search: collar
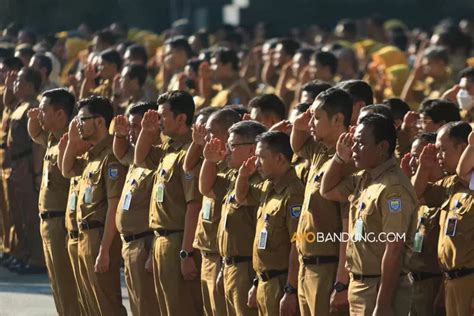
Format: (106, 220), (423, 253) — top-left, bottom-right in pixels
(88, 135), (112, 159)
(272, 167), (297, 194)
(168, 131), (192, 151)
(367, 157), (397, 181)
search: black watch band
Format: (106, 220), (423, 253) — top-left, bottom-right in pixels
(283, 284), (297, 294)
(333, 281), (349, 293)
(179, 250), (194, 259)
(252, 277), (259, 287)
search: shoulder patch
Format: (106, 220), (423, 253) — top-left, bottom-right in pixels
(388, 198), (402, 213)
(108, 165), (119, 180)
(290, 205), (302, 218)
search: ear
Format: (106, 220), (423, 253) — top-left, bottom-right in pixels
(175, 113), (187, 126)
(378, 140), (390, 156)
(332, 112), (344, 127)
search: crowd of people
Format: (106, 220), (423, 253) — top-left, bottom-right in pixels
(0, 14), (473, 316)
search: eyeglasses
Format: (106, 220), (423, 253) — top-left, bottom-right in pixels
(78, 115), (98, 124)
(225, 142), (254, 151)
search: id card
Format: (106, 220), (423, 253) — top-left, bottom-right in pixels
(202, 200), (212, 220)
(68, 192), (77, 211)
(155, 183), (165, 202)
(123, 192), (132, 211)
(258, 228), (268, 249)
(445, 217), (458, 237)
(354, 218), (364, 242)
(413, 232), (424, 253)
(84, 186), (93, 204)
(470, 171), (474, 191)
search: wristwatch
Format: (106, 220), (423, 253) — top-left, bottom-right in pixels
(333, 282), (348, 293)
(283, 284), (297, 295)
(179, 250), (194, 260)
(252, 277), (259, 287)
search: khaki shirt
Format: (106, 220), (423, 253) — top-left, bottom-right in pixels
(409, 205), (442, 274)
(76, 136), (126, 224)
(210, 78), (254, 108)
(90, 79), (112, 99)
(148, 132), (202, 230)
(253, 168), (304, 273)
(425, 175), (474, 270)
(8, 100), (38, 158)
(116, 164), (154, 236)
(193, 162), (228, 253)
(336, 158), (418, 275)
(0, 107), (11, 166)
(217, 170), (263, 257)
(65, 176), (81, 232)
(36, 132), (70, 212)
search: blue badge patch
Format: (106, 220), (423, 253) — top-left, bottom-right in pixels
(388, 198), (402, 213)
(290, 205), (302, 218)
(108, 166), (119, 180)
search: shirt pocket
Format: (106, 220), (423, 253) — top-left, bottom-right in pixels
(158, 152), (179, 183)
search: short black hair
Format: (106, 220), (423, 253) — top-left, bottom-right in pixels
(2, 56), (23, 71)
(157, 90), (195, 127)
(192, 30), (210, 50)
(359, 113), (397, 156)
(96, 30), (117, 47)
(302, 80), (332, 100)
(166, 36), (193, 59)
(77, 96), (114, 128)
(414, 132), (437, 144)
(295, 48), (315, 63)
(128, 101), (158, 117)
(459, 67), (474, 82)
(195, 106), (219, 123)
(224, 104), (248, 119)
(42, 88), (76, 119)
(337, 80), (374, 106)
(294, 103), (311, 115)
(209, 108), (241, 131)
(383, 98), (410, 122)
(100, 48), (123, 71)
(228, 120), (267, 143)
(424, 46), (449, 64)
(22, 67), (42, 92)
(32, 54), (52, 77)
(125, 44), (148, 64)
(124, 63), (147, 87)
(314, 51), (338, 75)
(315, 87), (353, 127)
(440, 121), (472, 145)
(421, 99), (460, 124)
(256, 131), (293, 162)
(214, 47), (239, 71)
(277, 38), (301, 57)
(360, 104), (394, 123)
(248, 94), (286, 121)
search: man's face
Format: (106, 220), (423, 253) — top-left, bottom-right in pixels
(351, 124), (381, 169)
(308, 100), (333, 144)
(435, 130), (465, 175)
(158, 103), (180, 137)
(255, 142), (278, 179)
(128, 114), (142, 145)
(417, 113), (441, 133)
(225, 133), (254, 169)
(291, 53), (306, 78)
(408, 139), (427, 175)
(77, 108), (98, 141)
(13, 69), (29, 97)
(38, 97), (61, 132)
(422, 57), (445, 78)
(210, 57), (227, 82)
(300, 91), (315, 105)
(250, 107), (274, 129)
(459, 77), (474, 97)
(205, 118), (228, 143)
(119, 67), (135, 96)
(272, 44), (287, 68)
(163, 45), (186, 72)
(97, 57), (116, 80)
(28, 57), (43, 77)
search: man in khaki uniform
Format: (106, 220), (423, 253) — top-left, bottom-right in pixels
(200, 120), (267, 316)
(4, 67), (45, 273)
(290, 88), (354, 315)
(27, 88), (80, 315)
(321, 114), (418, 316)
(414, 122), (473, 316)
(62, 96), (127, 315)
(113, 102), (160, 315)
(235, 131), (304, 316)
(184, 108), (241, 316)
(134, 91), (203, 315)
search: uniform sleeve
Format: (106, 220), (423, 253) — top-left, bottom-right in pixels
(30, 130), (49, 147)
(379, 185), (417, 235)
(179, 155), (202, 204)
(244, 177), (264, 206)
(117, 146), (134, 166)
(285, 189), (305, 241)
(214, 172), (231, 202)
(104, 155), (127, 199)
(143, 145), (164, 170)
(335, 173), (359, 201)
(423, 178), (450, 208)
(295, 138), (322, 160)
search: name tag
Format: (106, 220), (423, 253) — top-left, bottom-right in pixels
(202, 200), (212, 220)
(354, 218), (364, 242)
(68, 192), (77, 211)
(84, 186), (93, 204)
(123, 192), (132, 211)
(258, 228), (268, 250)
(155, 183), (165, 203)
(445, 217), (458, 237)
(413, 232), (424, 253)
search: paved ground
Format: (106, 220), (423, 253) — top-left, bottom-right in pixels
(0, 266), (131, 315)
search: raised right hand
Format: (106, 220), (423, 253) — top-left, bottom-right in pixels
(141, 110), (161, 134)
(203, 138), (226, 163)
(27, 108), (41, 120)
(192, 123), (207, 146)
(114, 115), (129, 137)
(336, 132), (354, 163)
(418, 143), (438, 170)
(293, 109), (311, 131)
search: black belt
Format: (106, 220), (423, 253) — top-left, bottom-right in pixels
(153, 229), (184, 237)
(11, 149), (32, 161)
(224, 256), (252, 265)
(68, 230), (79, 239)
(302, 255), (339, 265)
(444, 268), (474, 280)
(410, 271), (442, 282)
(352, 273), (407, 281)
(79, 220), (104, 231)
(39, 211), (65, 220)
(258, 269), (288, 282)
(122, 231), (154, 243)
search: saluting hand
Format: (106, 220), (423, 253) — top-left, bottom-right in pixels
(27, 108), (41, 120)
(468, 131), (474, 146)
(198, 61), (212, 80)
(292, 109), (311, 132)
(400, 152), (413, 177)
(203, 138), (226, 163)
(141, 110), (161, 134)
(5, 71), (17, 90)
(192, 122), (207, 146)
(336, 132), (354, 163)
(239, 155), (258, 178)
(84, 63), (98, 81)
(58, 133), (68, 153)
(114, 115), (129, 137)
(401, 111), (419, 132)
(68, 118), (81, 143)
(418, 143), (438, 170)
(270, 120), (292, 135)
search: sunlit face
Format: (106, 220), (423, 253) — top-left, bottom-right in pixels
(205, 118), (228, 143)
(97, 57), (116, 80)
(308, 100), (333, 145)
(250, 107), (274, 129)
(225, 133), (255, 169)
(128, 114), (142, 145)
(417, 113), (440, 133)
(157, 103), (180, 137)
(351, 124), (382, 169)
(13, 69), (30, 97)
(292, 53), (306, 78)
(38, 97), (62, 132)
(435, 129), (465, 175)
(255, 142), (279, 179)
(77, 108), (99, 141)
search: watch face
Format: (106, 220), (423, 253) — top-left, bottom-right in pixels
(179, 250), (187, 259)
